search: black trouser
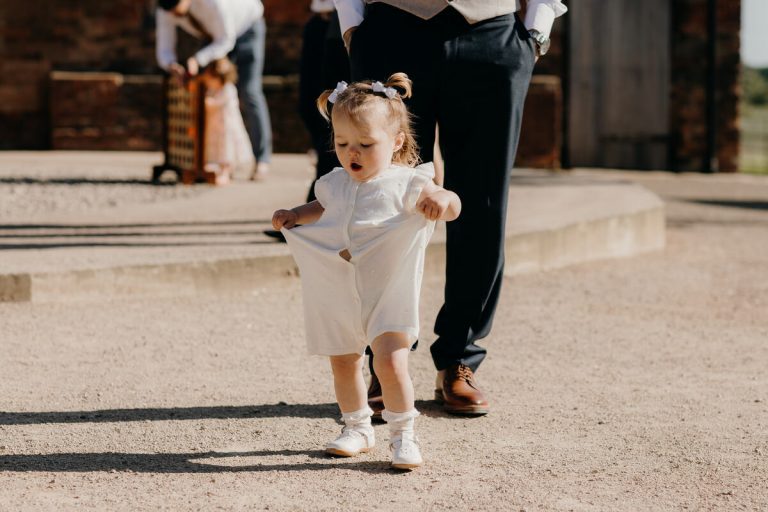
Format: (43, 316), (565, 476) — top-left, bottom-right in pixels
(298, 12), (350, 202)
(350, 4), (535, 372)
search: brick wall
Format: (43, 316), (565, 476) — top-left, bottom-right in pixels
(0, 0), (307, 151)
(670, 0), (741, 172)
(50, 72), (163, 151)
(0, 0), (157, 149)
(0, 1), (742, 172)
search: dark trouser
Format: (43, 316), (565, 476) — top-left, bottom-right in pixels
(229, 19), (272, 164)
(350, 4), (535, 372)
(298, 12), (350, 202)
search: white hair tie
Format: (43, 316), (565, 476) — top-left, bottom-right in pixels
(372, 81), (397, 99)
(328, 81), (348, 103)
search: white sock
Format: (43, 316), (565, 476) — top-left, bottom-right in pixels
(341, 406), (374, 426)
(382, 408), (419, 434)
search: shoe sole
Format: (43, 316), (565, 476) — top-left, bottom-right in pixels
(325, 447), (371, 458)
(434, 389), (490, 416)
(392, 462), (422, 470)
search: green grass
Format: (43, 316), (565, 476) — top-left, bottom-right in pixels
(741, 104), (768, 175)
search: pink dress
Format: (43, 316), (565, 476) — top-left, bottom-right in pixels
(204, 83), (254, 170)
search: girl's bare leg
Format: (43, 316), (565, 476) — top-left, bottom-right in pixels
(329, 353), (367, 413)
(371, 332), (423, 469)
(370, 332), (414, 413)
(326, 353), (375, 457)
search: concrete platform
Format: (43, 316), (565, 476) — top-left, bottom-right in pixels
(0, 152), (665, 302)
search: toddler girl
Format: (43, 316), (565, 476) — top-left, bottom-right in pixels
(200, 58), (255, 184)
(272, 73), (461, 470)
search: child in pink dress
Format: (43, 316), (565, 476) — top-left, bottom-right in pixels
(201, 58), (255, 184)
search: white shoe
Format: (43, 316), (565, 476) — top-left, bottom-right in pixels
(325, 424), (375, 457)
(390, 430), (423, 470)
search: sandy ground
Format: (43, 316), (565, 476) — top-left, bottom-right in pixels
(1, 170), (767, 511)
(0, 152), (207, 220)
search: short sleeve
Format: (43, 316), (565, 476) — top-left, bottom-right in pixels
(314, 167), (345, 208)
(404, 162), (435, 212)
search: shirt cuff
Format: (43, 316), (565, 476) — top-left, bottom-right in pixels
(333, 0), (365, 36)
(524, 0), (568, 39)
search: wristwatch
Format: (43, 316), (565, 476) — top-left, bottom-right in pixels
(528, 29), (551, 57)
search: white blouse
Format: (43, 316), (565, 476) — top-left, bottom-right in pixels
(283, 163), (436, 356)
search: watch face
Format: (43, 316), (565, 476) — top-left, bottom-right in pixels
(540, 38), (551, 55)
(529, 30), (550, 56)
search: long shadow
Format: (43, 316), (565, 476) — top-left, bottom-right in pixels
(0, 449), (393, 474)
(0, 403), (339, 425)
(0, 177), (169, 186)
(0, 240), (275, 250)
(686, 198), (768, 211)
(0, 220), (271, 230)
(0, 401), (461, 426)
(0, 230), (264, 239)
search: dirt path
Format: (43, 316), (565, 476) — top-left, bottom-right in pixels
(1, 172), (766, 511)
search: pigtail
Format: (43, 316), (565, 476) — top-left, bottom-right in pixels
(316, 89), (334, 121)
(384, 73), (419, 167)
(384, 72), (413, 100)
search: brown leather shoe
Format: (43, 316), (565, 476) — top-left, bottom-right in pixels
(434, 364), (489, 416)
(367, 372), (384, 422)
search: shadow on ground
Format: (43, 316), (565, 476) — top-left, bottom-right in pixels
(0, 404), (340, 425)
(687, 198), (768, 211)
(0, 400), (468, 426)
(0, 449), (399, 474)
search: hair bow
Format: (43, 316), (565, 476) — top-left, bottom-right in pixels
(371, 81), (397, 99)
(328, 81), (348, 104)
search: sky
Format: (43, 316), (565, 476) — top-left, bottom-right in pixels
(742, 0), (768, 67)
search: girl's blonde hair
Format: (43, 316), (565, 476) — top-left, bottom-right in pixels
(204, 58), (238, 84)
(317, 72), (420, 167)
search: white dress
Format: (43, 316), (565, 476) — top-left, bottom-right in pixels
(204, 83), (254, 170)
(283, 163), (436, 356)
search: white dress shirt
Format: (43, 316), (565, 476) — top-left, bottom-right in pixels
(156, 0), (265, 70)
(333, 0), (567, 39)
(311, 0), (336, 13)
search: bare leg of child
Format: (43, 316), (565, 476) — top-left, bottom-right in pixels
(371, 332), (423, 469)
(217, 163), (232, 185)
(325, 353), (374, 457)
(329, 354), (367, 413)
(370, 333), (413, 412)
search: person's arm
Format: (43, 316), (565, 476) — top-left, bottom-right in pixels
(416, 181), (461, 222)
(524, 0), (568, 39)
(155, 8), (179, 71)
(272, 201), (326, 230)
(333, 0), (365, 50)
(191, 0), (238, 71)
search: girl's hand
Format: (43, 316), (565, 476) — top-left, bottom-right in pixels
(417, 193), (452, 221)
(415, 182), (461, 221)
(272, 209), (299, 230)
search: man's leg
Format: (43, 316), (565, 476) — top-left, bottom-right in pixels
(303, 13), (349, 202)
(349, 4), (439, 160)
(431, 14), (535, 410)
(232, 19), (272, 166)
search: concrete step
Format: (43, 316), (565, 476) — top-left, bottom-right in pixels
(0, 153), (665, 302)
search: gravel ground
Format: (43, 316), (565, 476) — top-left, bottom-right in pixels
(0, 169), (766, 511)
(0, 152), (206, 221)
